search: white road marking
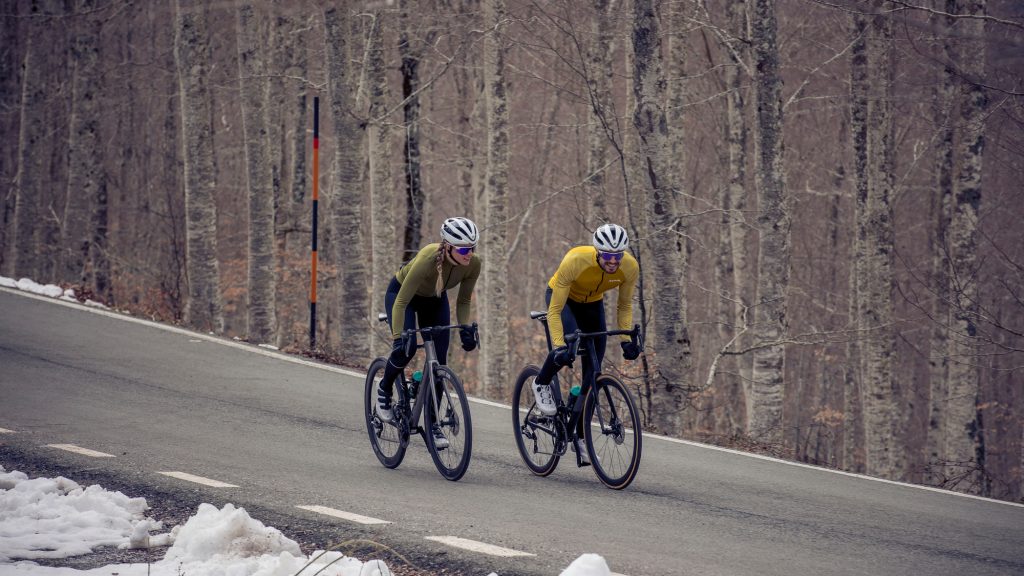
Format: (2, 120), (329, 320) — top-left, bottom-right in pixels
(45, 444), (115, 457)
(8, 286), (1022, 509)
(424, 536), (535, 557)
(158, 471), (238, 488)
(296, 505), (390, 525)
(0, 427), (15, 433)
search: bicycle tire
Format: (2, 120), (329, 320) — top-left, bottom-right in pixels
(423, 365), (473, 481)
(364, 357), (407, 469)
(584, 374), (642, 489)
(511, 364), (560, 476)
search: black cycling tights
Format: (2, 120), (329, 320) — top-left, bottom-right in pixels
(379, 276), (451, 395)
(536, 287), (607, 388)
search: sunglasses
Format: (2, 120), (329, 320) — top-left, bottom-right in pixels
(598, 251), (624, 262)
(452, 245), (476, 255)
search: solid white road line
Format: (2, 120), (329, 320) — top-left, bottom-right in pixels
(424, 536), (535, 557)
(0, 427), (15, 433)
(45, 444), (115, 457)
(296, 505), (390, 525)
(157, 471), (238, 488)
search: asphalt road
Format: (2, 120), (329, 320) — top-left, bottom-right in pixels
(1, 287), (1022, 576)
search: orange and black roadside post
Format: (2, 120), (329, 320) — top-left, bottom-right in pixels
(309, 96), (319, 350)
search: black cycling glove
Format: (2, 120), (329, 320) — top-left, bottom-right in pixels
(621, 341), (640, 360)
(459, 327), (477, 351)
(552, 346), (574, 367)
(394, 333), (416, 358)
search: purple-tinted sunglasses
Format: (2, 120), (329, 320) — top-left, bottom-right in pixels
(598, 251), (623, 262)
(452, 245), (476, 255)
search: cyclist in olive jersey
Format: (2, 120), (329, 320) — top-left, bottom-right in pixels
(376, 217), (481, 448)
(531, 223), (641, 465)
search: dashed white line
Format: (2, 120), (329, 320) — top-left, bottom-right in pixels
(296, 505), (390, 525)
(45, 444), (115, 457)
(158, 471), (238, 488)
(0, 427), (15, 433)
(424, 536), (535, 557)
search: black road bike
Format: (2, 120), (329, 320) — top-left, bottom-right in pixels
(364, 314), (476, 481)
(512, 311), (644, 489)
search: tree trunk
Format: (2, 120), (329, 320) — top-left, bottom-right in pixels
(859, 9), (900, 480)
(400, 0), (431, 260)
(173, 0), (223, 333)
(479, 0), (510, 397)
(724, 0), (751, 433)
(237, 3), (277, 344)
(748, 0), (791, 446)
(268, 10), (309, 347)
(944, 0), (986, 495)
(9, 1), (63, 280)
(925, 0), (956, 486)
(368, 11), (397, 356)
(325, 5), (370, 363)
(62, 0), (104, 288)
(585, 0), (616, 228)
(844, 7), (869, 473)
(633, 0), (690, 437)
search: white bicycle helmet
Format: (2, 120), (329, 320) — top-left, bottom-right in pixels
(440, 217), (479, 247)
(593, 223), (629, 252)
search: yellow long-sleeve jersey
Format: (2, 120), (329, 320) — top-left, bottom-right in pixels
(546, 245), (639, 346)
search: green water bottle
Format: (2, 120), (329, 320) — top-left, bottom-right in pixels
(411, 370), (423, 397)
(567, 385), (581, 409)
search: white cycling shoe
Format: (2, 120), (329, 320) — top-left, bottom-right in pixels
(375, 384), (394, 422)
(532, 379), (558, 416)
(574, 438), (591, 466)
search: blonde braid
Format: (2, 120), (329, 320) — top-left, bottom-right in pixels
(434, 242), (446, 296)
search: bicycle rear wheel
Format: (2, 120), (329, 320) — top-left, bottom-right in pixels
(511, 365), (560, 476)
(364, 357), (406, 469)
(423, 366), (472, 481)
(584, 374), (642, 489)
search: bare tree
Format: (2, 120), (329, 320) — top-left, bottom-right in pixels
(61, 0), (104, 289)
(399, 0), (434, 259)
(721, 0), (753, 432)
(173, 0), (223, 333)
(748, 0), (791, 445)
(8, 1), (65, 280)
(480, 0), (510, 396)
(943, 0), (987, 494)
(325, 4), (370, 363)
(925, 0), (957, 486)
(633, 0), (690, 436)
(367, 9), (397, 352)
(584, 0), (618, 228)
(859, 7), (900, 479)
(237, 3), (277, 344)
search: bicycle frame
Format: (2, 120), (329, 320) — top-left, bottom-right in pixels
(530, 311), (640, 459)
(383, 316), (477, 446)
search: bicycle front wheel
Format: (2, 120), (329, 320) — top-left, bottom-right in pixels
(364, 357), (406, 469)
(423, 366), (472, 481)
(511, 365), (560, 476)
(584, 374), (642, 489)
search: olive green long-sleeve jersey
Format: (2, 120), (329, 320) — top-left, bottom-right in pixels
(391, 243), (481, 338)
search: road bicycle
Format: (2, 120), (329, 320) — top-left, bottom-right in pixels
(364, 314), (476, 481)
(511, 311), (644, 489)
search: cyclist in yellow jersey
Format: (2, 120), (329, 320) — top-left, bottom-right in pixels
(375, 217), (481, 448)
(531, 223), (641, 464)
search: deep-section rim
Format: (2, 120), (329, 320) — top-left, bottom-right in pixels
(364, 357), (406, 469)
(424, 365), (472, 481)
(511, 364), (560, 477)
(585, 374), (642, 489)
